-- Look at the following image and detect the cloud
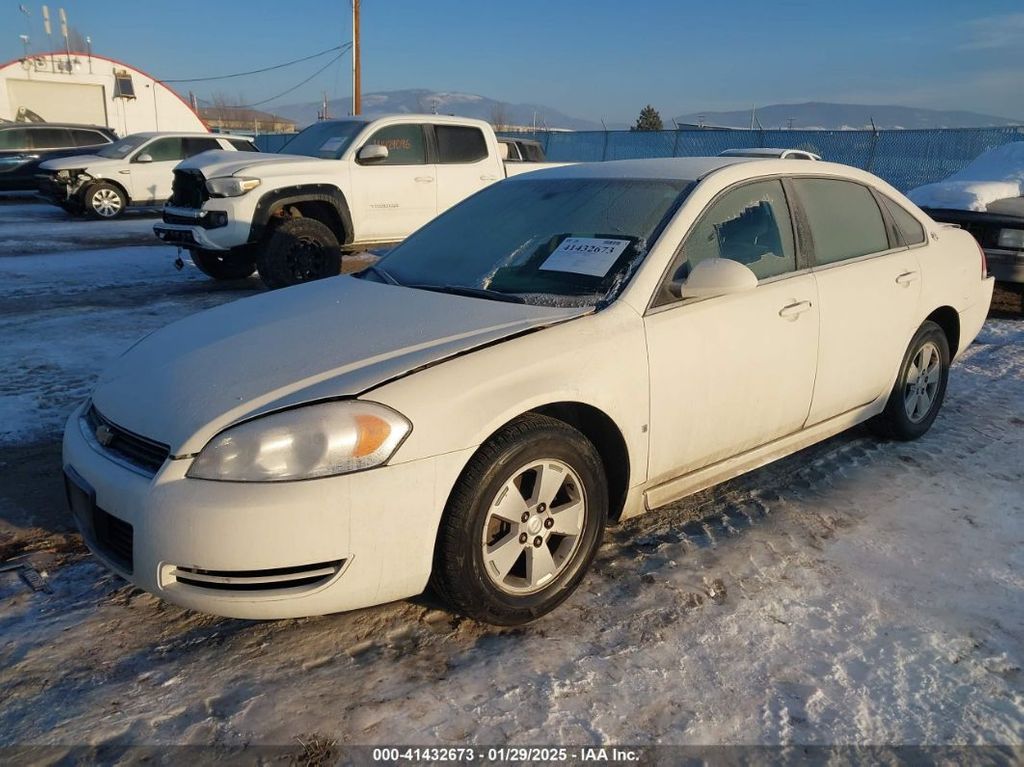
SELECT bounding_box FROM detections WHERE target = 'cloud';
[960,13,1024,51]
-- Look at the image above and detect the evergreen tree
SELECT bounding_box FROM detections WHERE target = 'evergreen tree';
[631,105,664,132]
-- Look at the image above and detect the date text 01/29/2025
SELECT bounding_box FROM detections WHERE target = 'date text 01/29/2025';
[370,746,643,762]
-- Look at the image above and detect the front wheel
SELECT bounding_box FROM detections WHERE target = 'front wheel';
[84,182,127,219]
[430,414,608,625]
[255,217,341,290]
[869,320,950,441]
[190,249,256,280]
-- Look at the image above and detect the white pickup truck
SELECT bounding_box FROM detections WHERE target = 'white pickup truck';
[154,115,557,288]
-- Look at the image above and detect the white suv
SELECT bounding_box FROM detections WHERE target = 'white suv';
[38,132,257,219]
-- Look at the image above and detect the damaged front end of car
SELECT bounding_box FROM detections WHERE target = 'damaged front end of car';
[37,168,93,212]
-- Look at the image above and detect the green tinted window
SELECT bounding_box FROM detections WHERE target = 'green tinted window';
[793,179,889,265]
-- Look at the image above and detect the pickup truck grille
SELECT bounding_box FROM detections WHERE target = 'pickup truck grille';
[170,169,208,209]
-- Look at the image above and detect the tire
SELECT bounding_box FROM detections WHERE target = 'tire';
[255,217,341,290]
[84,182,127,219]
[430,413,608,625]
[190,249,256,280]
[869,320,950,441]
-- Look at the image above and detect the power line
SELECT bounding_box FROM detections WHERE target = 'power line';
[198,48,349,110]
[161,44,346,84]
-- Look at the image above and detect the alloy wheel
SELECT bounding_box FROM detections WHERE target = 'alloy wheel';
[91,188,123,217]
[481,459,587,595]
[904,341,941,423]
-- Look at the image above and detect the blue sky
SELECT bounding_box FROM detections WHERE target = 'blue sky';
[1,0,1021,121]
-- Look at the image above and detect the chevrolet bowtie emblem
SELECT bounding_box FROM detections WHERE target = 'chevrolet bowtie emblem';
[95,424,115,447]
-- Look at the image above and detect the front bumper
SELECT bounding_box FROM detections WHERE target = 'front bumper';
[63,402,473,619]
[154,203,253,252]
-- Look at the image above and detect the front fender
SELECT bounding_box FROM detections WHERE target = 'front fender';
[367,303,651,496]
[248,184,353,245]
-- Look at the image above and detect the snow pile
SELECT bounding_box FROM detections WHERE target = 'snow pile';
[908,142,1024,212]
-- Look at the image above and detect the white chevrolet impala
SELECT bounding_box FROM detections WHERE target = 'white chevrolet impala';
[63,158,994,625]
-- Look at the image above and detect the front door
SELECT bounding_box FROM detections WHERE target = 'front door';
[644,179,819,480]
[349,123,437,242]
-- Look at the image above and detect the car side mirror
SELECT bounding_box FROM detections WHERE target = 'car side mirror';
[135,153,153,164]
[357,144,388,163]
[677,258,758,300]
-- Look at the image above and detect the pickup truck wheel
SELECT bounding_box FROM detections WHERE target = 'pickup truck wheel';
[256,217,341,290]
[190,249,256,280]
[84,182,126,219]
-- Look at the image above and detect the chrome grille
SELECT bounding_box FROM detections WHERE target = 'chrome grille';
[84,405,170,476]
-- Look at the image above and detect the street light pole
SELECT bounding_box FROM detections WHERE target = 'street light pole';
[351,0,361,115]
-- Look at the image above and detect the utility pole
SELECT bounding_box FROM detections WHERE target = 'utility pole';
[351,0,361,115]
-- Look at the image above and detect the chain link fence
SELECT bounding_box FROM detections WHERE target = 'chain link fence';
[501,127,1024,192]
[252,126,1024,193]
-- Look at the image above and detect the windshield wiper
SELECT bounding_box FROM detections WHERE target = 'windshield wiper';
[405,283,525,304]
[358,263,400,285]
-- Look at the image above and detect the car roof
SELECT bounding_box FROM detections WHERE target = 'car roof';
[123,131,230,140]
[511,156,883,187]
[511,157,756,181]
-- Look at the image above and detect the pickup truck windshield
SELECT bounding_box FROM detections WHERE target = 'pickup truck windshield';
[374,177,691,307]
[279,121,365,159]
[98,135,149,159]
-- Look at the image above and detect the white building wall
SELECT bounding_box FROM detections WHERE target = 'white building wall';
[0,52,206,135]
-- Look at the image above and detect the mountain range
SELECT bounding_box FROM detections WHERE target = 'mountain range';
[273,89,603,130]
[272,91,1021,131]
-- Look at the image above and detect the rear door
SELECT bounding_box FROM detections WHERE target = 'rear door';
[432,124,500,214]
[793,177,922,424]
[349,123,437,242]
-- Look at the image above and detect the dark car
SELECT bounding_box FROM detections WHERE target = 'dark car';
[497,137,547,162]
[923,199,1024,284]
[0,122,118,192]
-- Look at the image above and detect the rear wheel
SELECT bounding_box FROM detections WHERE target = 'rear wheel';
[430,414,608,625]
[84,182,127,219]
[190,249,256,280]
[255,217,341,290]
[869,320,950,441]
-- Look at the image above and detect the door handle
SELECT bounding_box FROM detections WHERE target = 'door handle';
[414,176,434,183]
[895,271,918,287]
[779,300,813,320]
[479,174,499,181]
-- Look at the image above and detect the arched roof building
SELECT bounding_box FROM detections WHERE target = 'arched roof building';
[0,51,206,135]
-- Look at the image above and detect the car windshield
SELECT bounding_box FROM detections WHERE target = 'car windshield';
[373,177,691,307]
[97,134,150,159]
[279,121,365,159]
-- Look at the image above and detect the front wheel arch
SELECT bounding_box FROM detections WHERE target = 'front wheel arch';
[249,185,353,245]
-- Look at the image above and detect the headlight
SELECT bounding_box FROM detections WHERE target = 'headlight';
[186,401,411,482]
[205,176,261,198]
[997,228,1024,250]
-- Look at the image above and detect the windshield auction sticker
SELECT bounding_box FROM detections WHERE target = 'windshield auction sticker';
[539,237,631,277]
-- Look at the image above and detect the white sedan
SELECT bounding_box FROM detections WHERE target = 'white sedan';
[62,157,994,625]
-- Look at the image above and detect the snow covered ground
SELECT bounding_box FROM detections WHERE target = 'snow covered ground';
[0,200,1021,753]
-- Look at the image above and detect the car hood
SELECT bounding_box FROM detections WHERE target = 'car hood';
[91,276,587,455]
[39,154,111,171]
[176,149,331,180]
